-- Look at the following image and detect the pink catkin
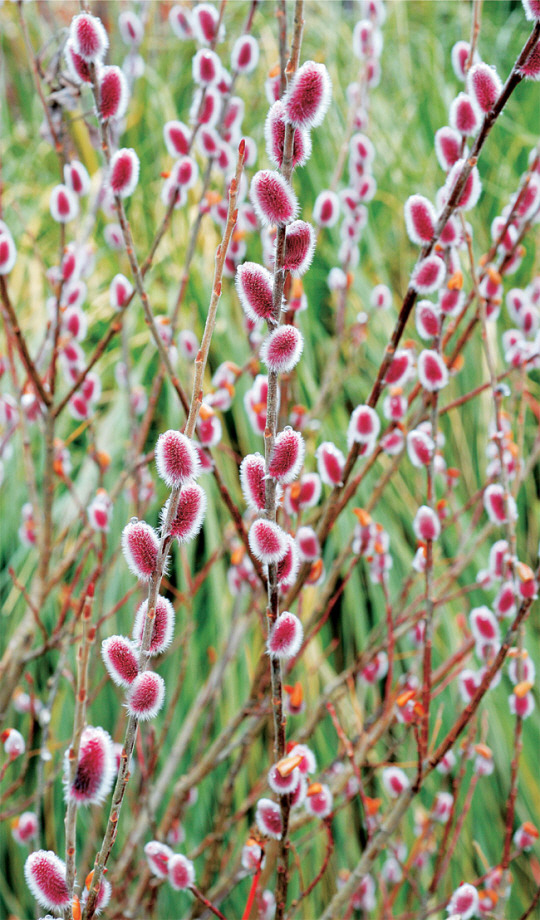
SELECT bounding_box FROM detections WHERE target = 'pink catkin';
[265,101,312,170]
[64,726,115,805]
[523,1,540,21]
[24,851,70,910]
[99,66,128,121]
[384,349,414,386]
[316,441,345,486]
[240,453,267,511]
[418,349,449,390]
[231,35,259,74]
[260,325,304,374]
[110,149,140,197]
[0,230,16,274]
[65,41,93,83]
[267,611,303,659]
[121,520,159,581]
[450,93,479,136]
[248,519,288,564]
[411,256,446,294]
[145,841,174,879]
[519,39,540,80]
[283,220,316,275]
[168,854,195,890]
[126,671,165,720]
[268,427,305,483]
[467,63,501,113]
[235,262,274,321]
[165,482,207,543]
[256,798,283,839]
[305,784,333,818]
[101,635,139,686]
[434,126,461,170]
[70,13,108,62]
[164,121,191,157]
[404,195,437,245]
[283,61,332,129]
[250,170,298,226]
[133,596,175,655]
[276,535,300,585]
[155,430,200,488]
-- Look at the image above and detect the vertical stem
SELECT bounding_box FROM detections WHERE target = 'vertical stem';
[82,143,244,920]
[64,587,95,917]
[263,4,304,917]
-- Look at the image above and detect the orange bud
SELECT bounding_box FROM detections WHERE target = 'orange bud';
[205,191,222,206]
[487,265,502,285]
[233,229,246,242]
[207,646,217,664]
[447,270,463,291]
[396,690,416,708]
[389,386,403,397]
[307,782,323,796]
[413,701,425,717]
[285,681,303,709]
[479,254,488,267]
[352,508,372,527]
[514,680,533,698]
[73,896,81,920]
[481,889,498,907]
[95,450,111,470]
[522,821,539,837]
[289,482,302,501]
[291,278,304,300]
[346,271,354,289]
[307,559,324,584]
[85,870,94,890]
[364,796,382,816]
[449,353,465,371]
[474,743,492,759]
[160,170,171,179]
[231,547,245,566]
[516,561,535,582]
[268,63,280,78]
[199,404,214,421]
[276,754,303,777]
[291,404,306,417]
[505,440,519,459]
[252,401,266,414]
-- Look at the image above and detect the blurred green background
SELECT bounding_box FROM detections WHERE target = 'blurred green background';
[0,1,539,917]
